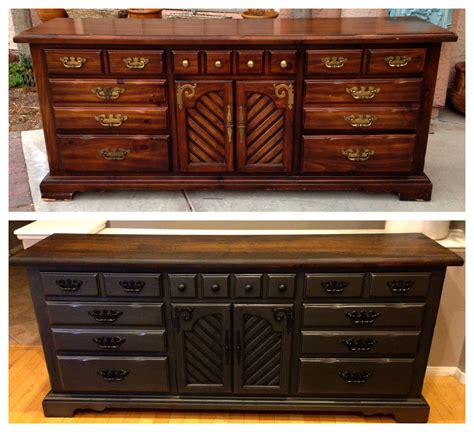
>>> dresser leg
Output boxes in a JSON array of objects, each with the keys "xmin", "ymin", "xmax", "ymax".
[
  {"xmin": 43, "ymin": 398, "xmax": 107, "ymax": 417},
  {"xmin": 398, "ymin": 186, "xmax": 433, "ymax": 201},
  {"xmin": 391, "ymin": 405, "xmax": 430, "ymax": 423}
]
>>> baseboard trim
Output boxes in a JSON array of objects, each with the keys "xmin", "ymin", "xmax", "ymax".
[{"xmin": 426, "ymin": 366, "xmax": 465, "ymax": 384}]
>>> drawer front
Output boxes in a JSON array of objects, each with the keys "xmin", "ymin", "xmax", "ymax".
[
  {"xmin": 108, "ymin": 50, "xmax": 164, "ymax": 75},
  {"xmin": 235, "ymin": 274, "xmax": 262, "ymax": 298},
  {"xmin": 304, "ymin": 78, "xmax": 422, "ymax": 103},
  {"xmin": 57, "ymin": 356, "xmax": 170, "ymax": 392},
  {"xmin": 47, "ymin": 302, "xmax": 164, "ymax": 326},
  {"xmin": 298, "ymin": 358, "xmax": 414, "ymax": 395},
  {"xmin": 369, "ymin": 48, "xmax": 426, "ymax": 74},
  {"xmin": 173, "ymin": 50, "xmax": 200, "ymax": 74},
  {"xmin": 54, "ymin": 107, "xmax": 168, "ymax": 131},
  {"xmin": 369, "ymin": 272, "xmax": 431, "ymax": 298},
  {"xmin": 59, "ymin": 135, "xmax": 170, "ymax": 173},
  {"xmin": 237, "ymin": 50, "xmax": 264, "ymax": 74},
  {"xmin": 204, "ymin": 50, "xmax": 232, "ymax": 74},
  {"xmin": 303, "ymin": 107, "xmax": 418, "ymax": 131},
  {"xmin": 302, "ymin": 303, "xmax": 425, "ymax": 328},
  {"xmin": 302, "ymin": 135, "xmax": 415, "ymax": 174},
  {"xmin": 202, "ymin": 274, "xmax": 229, "ymax": 298},
  {"xmin": 52, "ymin": 328, "xmax": 166, "ymax": 353},
  {"xmin": 305, "ymin": 274, "xmax": 364, "ymax": 298},
  {"xmin": 49, "ymin": 79, "xmax": 167, "ymax": 104},
  {"xmin": 306, "ymin": 50, "xmax": 362, "ymax": 75},
  {"xmin": 41, "ymin": 272, "xmax": 99, "ymax": 296},
  {"xmin": 103, "ymin": 273, "xmax": 162, "ymax": 297},
  {"xmin": 45, "ymin": 49, "xmax": 103, "ymax": 75},
  {"xmin": 269, "ymin": 50, "xmax": 297, "ymax": 75},
  {"xmin": 169, "ymin": 274, "xmax": 197, "ymax": 298},
  {"xmin": 301, "ymin": 330, "xmax": 421, "ymax": 355},
  {"xmin": 267, "ymin": 274, "xmax": 296, "ymax": 298}
]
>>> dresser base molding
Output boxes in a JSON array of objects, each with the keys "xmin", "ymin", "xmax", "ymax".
[
  {"xmin": 39, "ymin": 173, "xmax": 433, "ymax": 201},
  {"xmin": 42, "ymin": 392, "xmax": 430, "ymax": 423}
]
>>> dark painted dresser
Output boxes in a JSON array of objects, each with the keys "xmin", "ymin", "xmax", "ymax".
[
  {"xmin": 11, "ymin": 233, "xmax": 463, "ymax": 422},
  {"xmin": 14, "ymin": 17, "xmax": 457, "ymax": 200}
]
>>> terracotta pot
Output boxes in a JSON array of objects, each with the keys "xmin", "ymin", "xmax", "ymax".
[
  {"xmin": 36, "ymin": 9, "xmax": 68, "ymax": 22},
  {"xmin": 241, "ymin": 9, "xmax": 279, "ymax": 19},
  {"xmin": 449, "ymin": 62, "xmax": 465, "ymax": 115},
  {"xmin": 127, "ymin": 9, "xmax": 163, "ymax": 19}
]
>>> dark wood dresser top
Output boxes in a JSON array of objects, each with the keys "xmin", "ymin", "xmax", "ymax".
[
  {"xmin": 10, "ymin": 233, "xmax": 464, "ymax": 269},
  {"xmin": 14, "ymin": 17, "xmax": 457, "ymax": 45}
]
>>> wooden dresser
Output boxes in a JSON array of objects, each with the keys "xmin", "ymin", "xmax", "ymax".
[
  {"xmin": 11, "ymin": 233, "xmax": 463, "ymax": 422},
  {"xmin": 14, "ymin": 17, "xmax": 457, "ymax": 201}
]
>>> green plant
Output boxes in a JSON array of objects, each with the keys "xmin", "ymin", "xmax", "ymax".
[{"xmin": 9, "ymin": 53, "xmax": 35, "ymax": 88}]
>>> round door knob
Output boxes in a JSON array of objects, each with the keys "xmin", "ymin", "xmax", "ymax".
[
  {"xmin": 211, "ymin": 283, "xmax": 220, "ymax": 292},
  {"xmin": 244, "ymin": 284, "xmax": 253, "ymax": 292},
  {"xmin": 214, "ymin": 60, "xmax": 223, "ymax": 68},
  {"xmin": 280, "ymin": 60, "xmax": 288, "ymax": 69},
  {"xmin": 278, "ymin": 284, "xmax": 287, "ymax": 292},
  {"xmin": 178, "ymin": 283, "xmax": 186, "ymax": 291},
  {"xmin": 182, "ymin": 59, "xmax": 189, "ymax": 68},
  {"xmin": 247, "ymin": 60, "xmax": 255, "ymax": 68}
]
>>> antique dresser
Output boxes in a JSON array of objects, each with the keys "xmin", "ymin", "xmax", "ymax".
[
  {"xmin": 11, "ymin": 233, "xmax": 463, "ymax": 422},
  {"xmin": 14, "ymin": 17, "xmax": 457, "ymax": 201}
]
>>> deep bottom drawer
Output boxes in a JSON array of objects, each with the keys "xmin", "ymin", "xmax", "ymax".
[
  {"xmin": 302, "ymin": 135, "xmax": 415, "ymax": 174},
  {"xmin": 52, "ymin": 328, "xmax": 166, "ymax": 353},
  {"xmin": 59, "ymin": 135, "xmax": 170, "ymax": 173},
  {"xmin": 298, "ymin": 358, "xmax": 414, "ymax": 395},
  {"xmin": 57, "ymin": 356, "xmax": 169, "ymax": 392}
]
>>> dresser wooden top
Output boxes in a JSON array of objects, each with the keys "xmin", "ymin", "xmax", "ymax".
[
  {"xmin": 14, "ymin": 17, "xmax": 457, "ymax": 45},
  {"xmin": 10, "ymin": 233, "xmax": 463, "ymax": 269}
]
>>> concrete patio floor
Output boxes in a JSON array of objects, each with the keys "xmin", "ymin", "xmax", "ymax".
[{"xmin": 11, "ymin": 108, "xmax": 464, "ymax": 212}]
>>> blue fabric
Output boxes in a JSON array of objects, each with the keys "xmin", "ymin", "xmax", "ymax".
[{"xmin": 388, "ymin": 9, "xmax": 453, "ymax": 29}]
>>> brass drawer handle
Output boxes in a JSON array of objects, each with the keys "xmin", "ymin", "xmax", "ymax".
[
  {"xmin": 60, "ymin": 56, "xmax": 86, "ymax": 69},
  {"xmin": 182, "ymin": 59, "xmax": 190, "ymax": 68},
  {"xmin": 385, "ymin": 55, "xmax": 412, "ymax": 68},
  {"xmin": 342, "ymin": 148, "xmax": 375, "ymax": 162},
  {"xmin": 274, "ymin": 83, "xmax": 294, "ymax": 110},
  {"xmin": 321, "ymin": 56, "xmax": 347, "ymax": 69},
  {"xmin": 226, "ymin": 105, "xmax": 233, "ymax": 143},
  {"xmin": 280, "ymin": 59, "xmax": 288, "ymax": 69},
  {"xmin": 91, "ymin": 86, "xmax": 125, "ymax": 100},
  {"xmin": 176, "ymin": 83, "xmax": 197, "ymax": 110},
  {"xmin": 344, "ymin": 114, "xmax": 377, "ymax": 128},
  {"xmin": 238, "ymin": 105, "xmax": 246, "ymax": 144},
  {"xmin": 214, "ymin": 60, "xmax": 223, "ymax": 68},
  {"xmin": 95, "ymin": 114, "xmax": 128, "ymax": 127},
  {"xmin": 123, "ymin": 57, "xmax": 149, "ymax": 69},
  {"xmin": 100, "ymin": 148, "xmax": 130, "ymax": 161},
  {"xmin": 346, "ymin": 86, "xmax": 380, "ymax": 100},
  {"xmin": 247, "ymin": 60, "xmax": 255, "ymax": 68}
]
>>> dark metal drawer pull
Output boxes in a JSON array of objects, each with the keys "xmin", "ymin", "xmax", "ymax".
[
  {"xmin": 98, "ymin": 369, "xmax": 129, "ymax": 381},
  {"xmin": 272, "ymin": 307, "xmax": 293, "ymax": 332},
  {"xmin": 119, "ymin": 280, "xmax": 146, "ymax": 293},
  {"xmin": 88, "ymin": 310, "xmax": 123, "ymax": 322},
  {"xmin": 173, "ymin": 306, "xmax": 193, "ymax": 331},
  {"xmin": 342, "ymin": 338, "xmax": 377, "ymax": 351},
  {"xmin": 339, "ymin": 370, "xmax": 371, "ymax": 384},
  {"xmin": 244, "ymin": 284, "xmax": 253, "ymax": 292},
  {"xmin": 387, "ymin": 280, "xmax": 415, "ymax": 293},
  {"xmin": 321, "ymin": 280, "xmax": 348, "ymax": 293},
  {"xmin": 345, "ymin": 310, "xmax": 381, "ymax": 325},
  {"xmin": 211, "ymin": 283, "xmax": 220, "ymax": 292},
  {"xmin": 55, "ymin": 279, "xmax": 83, "ymax": 292},
  {"xmin": 92, "ymin": 336, "xmax": 126, "ymax": 349}
]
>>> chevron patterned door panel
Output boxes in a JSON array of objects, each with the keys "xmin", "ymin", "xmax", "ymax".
[
  {"xmin": 175, "ymin": 81, "xmax": 234, "ymax": 172},
  {"xmin": 233, "ymin": 304, "xmax": 293, "ymax": 394},
  {"xmin": 173, "ymin": 304, "xmax": 232, "ymax": 393},
  {"xmin": 236, "ymin": 81, "xmax": 295, "ymax": 173}
]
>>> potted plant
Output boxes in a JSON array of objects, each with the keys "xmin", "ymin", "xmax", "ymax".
[
  {"xmin": 241, "ymin": 9, "xmax": 279, "ymax": 19},
  {"xmin": 127, "ymin": 9, "xmax": 163, "ymax": 19}
]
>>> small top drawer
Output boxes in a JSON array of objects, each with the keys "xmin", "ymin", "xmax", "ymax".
[
  {"xmin": 204, "ymin": 50, "xmax": 232, "ymax": 74},
  {"xmin": 369, "ymin": 273, "xmax": 431, "ymax": 298},
  {"xmin": 103, "ymin": 273, "xmax": 161, "ymax": 297},
  {"xmin": 173, "ymin": 50, "xmax": 200, "ymax": 74},
  {"xmin": 169, "ymin": 274, "xmax": 197, "ymax": 297},
  {"xmin": 235, "ymin": 274, "xmax": 263, "ymax": 298},
  {"xmin": 107, "ymin": 50, "xmax": 164, "ymax": 75},
  {"xmin": 368, "ymin": 49, "xmax": 426, "ymax": 74},
  {"xmin": 306, "ymin": 50, "xmax": 362, "ymax": 75},
  {"xmin": 267, "ymin": 274, "xmax": 296, "ymax": 298},
  {"xmin": 237, "ymin": 50, "xmax": 264, "ymax": 74},
  {"xmin": 305, "ymin": 274, "xmax": 364, "ymax": 298},
  {"xmin": 269, "ymin": 50, "xmax": 297, "ymax": 74},
  {"xmin": 45, "ymin": 49, "xmax": 103, "ymax": 75},
  {"xmin": 41, "ymin": 272, "xmax": 99, "ymax": 296},
  {"xmin": 202, "ymin": 274, "xmax": 229, "ymax": 298}
]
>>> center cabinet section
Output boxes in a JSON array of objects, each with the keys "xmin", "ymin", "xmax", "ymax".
[
  {"xmin": 172, "ymin": 303, "xmax": 293, "ymax": 395},
  {"xmin": 175, "ymin": 80, "xmax": 295, "ymax": 173}
]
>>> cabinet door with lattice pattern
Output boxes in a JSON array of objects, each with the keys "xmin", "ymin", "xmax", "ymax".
[
  {"xmin": 233, "ymin": 304, "xmax": 293, "ymax": 394},
  {"xmin": 236, "ymin": 81, "xmax": 295, "ymax": 173},
  {"xmin": 175, "ymin": 81, "xmax": 234, "ymax": 172},
  {"xmin": 173, "ymin": 304, "xmax": 232, "ymax": 393}
]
